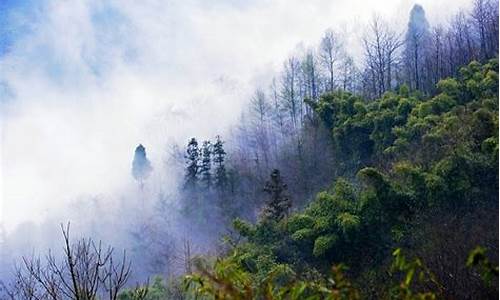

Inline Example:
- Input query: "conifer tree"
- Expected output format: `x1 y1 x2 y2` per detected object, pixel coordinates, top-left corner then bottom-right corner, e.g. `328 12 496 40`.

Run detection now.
262 169 291 221
200 140 212 190
213 135 228 191
184 138 200 189
132 144 153 189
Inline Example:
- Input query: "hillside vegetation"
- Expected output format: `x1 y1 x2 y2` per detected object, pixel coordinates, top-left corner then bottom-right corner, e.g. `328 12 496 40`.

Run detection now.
181 59 499 300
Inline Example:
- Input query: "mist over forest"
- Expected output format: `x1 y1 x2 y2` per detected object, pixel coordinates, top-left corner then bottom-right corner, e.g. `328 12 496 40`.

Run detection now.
0 0 499 299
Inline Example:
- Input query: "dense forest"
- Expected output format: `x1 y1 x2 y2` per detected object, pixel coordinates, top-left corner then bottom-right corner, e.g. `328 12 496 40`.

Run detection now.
1 0 498 299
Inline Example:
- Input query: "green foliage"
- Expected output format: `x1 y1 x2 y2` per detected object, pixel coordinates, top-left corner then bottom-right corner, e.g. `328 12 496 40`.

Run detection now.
335 213 360 234
145 277 169 300
466 246 499 287
291 228 315 242
436 78 459 97
329 178 356 203
184 256 360 300
118 276 180 300
389 249 442 300
313 234 338 257
118 287 149 300
287 214 315 233
186 248 497 300
233 218 255 238
203 60 498 299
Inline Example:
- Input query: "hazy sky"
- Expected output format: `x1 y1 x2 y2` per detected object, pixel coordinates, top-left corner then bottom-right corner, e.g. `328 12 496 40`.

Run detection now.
0 0 472 232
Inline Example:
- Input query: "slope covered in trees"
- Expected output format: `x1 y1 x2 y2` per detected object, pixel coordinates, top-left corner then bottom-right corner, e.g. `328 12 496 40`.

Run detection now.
194 58 499 299
224 0 499 221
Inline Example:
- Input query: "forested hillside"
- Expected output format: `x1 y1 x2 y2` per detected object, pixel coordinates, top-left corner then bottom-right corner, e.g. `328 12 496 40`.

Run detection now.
190 59 498 299
142 1 500 297
1 1 498 299
120 58 499 300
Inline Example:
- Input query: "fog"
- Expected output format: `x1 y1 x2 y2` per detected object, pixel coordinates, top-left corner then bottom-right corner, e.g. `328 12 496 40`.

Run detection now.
0 0 472 283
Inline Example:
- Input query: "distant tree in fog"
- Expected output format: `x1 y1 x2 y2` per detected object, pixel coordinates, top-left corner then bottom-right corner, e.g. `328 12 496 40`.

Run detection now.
200 141 212 190
249 89 271 176
339 56 358 93
404 4 431 91
261 169 291 221
301 49 320 102
281 56 301 129
319 30 343 92
132 144 153 190
213 136 228 192
184 138 200 190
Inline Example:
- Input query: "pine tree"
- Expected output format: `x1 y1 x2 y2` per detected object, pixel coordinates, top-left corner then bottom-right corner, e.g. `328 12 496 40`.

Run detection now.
132 144 153 189
184 138 200 189
200 140 212 190
213 135 228 191
262 169 291 221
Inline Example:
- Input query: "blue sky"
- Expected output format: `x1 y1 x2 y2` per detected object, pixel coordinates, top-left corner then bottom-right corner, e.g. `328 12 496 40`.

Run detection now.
0 0 44 56
1 0 137 85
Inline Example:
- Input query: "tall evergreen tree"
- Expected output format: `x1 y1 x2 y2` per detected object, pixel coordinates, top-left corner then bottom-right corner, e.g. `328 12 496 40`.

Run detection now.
184 138 200 189
200 140 212 190
213 135 227 191
132 144 153 189
261 169 291 221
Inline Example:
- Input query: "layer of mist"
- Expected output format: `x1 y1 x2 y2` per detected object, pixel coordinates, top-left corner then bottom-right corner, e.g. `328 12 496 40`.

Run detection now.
0 0 473 287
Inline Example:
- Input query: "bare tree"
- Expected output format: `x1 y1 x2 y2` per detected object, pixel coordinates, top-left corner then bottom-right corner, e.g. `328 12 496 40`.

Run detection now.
451 11 476 66
471 0 490 60
319 30 343 92
485 0 499 58
429 25 446 83
300 49 320 102
269 77 285 156
281 56 301 130
339 56 358 93
171 237 195 276
247 89 272 177
3 224 134 300
182 239 193 275
363 16 403 98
